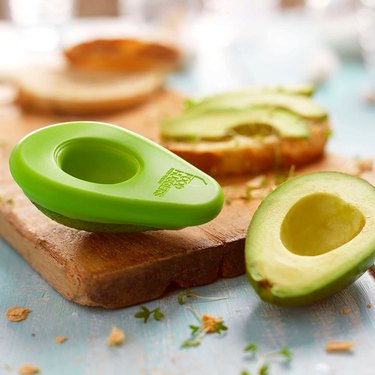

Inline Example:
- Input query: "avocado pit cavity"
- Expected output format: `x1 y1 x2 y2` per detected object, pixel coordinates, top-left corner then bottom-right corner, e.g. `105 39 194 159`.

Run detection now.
281 193 365 256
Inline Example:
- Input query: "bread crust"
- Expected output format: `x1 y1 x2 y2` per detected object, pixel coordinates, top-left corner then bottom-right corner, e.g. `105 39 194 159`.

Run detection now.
163 120 330 176
64 39 180 73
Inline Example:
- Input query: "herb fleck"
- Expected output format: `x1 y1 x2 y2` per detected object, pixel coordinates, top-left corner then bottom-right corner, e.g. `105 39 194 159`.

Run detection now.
134 306 164 323
244 343 258 353
242 345 292 374
177 288 228 305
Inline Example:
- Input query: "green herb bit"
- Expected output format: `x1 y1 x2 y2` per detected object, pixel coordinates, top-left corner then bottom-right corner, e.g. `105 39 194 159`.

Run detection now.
3 364 12 372
189 325 200 335
258 364 269 375
181 339 202 348
240 371 251 375
279 347 292 361
244 343 258 353
134 305 165 323
177 288 228 305
242 346 292 375
225 198 232 205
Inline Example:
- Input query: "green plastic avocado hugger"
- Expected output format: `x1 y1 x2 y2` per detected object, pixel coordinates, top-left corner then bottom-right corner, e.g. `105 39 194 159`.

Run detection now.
9 121 224 232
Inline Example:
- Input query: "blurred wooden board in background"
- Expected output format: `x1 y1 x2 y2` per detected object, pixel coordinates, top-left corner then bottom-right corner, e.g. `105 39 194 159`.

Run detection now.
0 90 372 309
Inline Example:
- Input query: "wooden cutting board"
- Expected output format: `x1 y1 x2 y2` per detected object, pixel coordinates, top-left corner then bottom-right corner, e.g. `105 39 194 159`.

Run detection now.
0 90 373 309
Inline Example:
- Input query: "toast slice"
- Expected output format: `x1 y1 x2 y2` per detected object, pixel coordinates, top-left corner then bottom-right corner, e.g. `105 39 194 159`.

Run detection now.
64 38 181 73
15 64 165 115
161 88 331 176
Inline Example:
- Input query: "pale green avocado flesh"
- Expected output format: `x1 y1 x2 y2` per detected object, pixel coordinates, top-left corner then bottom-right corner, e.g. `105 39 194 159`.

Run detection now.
186 92 327 120
185 84 316 109
162 107 309 141
245 172 375 307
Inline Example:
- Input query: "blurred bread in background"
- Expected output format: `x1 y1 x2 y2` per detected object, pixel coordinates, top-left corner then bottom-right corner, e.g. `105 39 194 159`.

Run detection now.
16 65 165 115
13 37 181 115
64 38 181 73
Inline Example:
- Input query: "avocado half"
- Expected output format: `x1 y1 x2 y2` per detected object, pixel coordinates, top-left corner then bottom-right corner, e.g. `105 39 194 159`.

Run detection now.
245 171 375 307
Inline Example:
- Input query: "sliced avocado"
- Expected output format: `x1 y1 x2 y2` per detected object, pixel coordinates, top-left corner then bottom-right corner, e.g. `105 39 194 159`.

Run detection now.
187 93 327 120
245 172 375 307
186 84 315 109
162 107 309 141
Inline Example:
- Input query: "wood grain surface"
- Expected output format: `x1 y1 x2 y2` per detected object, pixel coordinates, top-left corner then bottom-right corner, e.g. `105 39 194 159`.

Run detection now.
0 90 371 308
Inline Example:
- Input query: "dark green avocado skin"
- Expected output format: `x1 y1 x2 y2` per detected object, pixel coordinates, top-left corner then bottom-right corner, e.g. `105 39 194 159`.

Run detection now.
247 239 375 308
33 203 159 233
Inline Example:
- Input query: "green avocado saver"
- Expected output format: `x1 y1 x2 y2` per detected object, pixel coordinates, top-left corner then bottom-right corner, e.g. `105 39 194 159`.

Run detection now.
9 121 224 232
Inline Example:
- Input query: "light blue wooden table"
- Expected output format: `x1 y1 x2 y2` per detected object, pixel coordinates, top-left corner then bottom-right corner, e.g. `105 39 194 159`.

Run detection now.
1 10 375 375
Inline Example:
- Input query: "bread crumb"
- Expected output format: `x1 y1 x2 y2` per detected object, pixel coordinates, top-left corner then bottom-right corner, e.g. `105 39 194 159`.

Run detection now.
367 303 372 309
18 364 40 375
6 306 31 322
355 158 373 175
107 326 125 346
339 309 351 315
54 336 67 344
246 175 268 190
202 314 223 333
325 341 354 352
363 89 375 104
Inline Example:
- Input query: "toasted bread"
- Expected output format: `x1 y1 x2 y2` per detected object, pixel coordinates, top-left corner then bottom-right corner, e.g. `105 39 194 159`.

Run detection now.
64 38 180 73
15 65 164 115
161 89 330 176
163 120 330 176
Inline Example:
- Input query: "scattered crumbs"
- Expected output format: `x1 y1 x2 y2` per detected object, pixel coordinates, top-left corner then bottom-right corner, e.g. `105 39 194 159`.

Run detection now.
6 306 32 322
325 341 354 352
246 175 268 190
339 309 351 315
245 175 272 201
246 188 269 200
107 326 125 347
54 336 67 344
18 364 40 375
355 157 373 175
31 333 36 337
363 89 375 105
367 303 372 309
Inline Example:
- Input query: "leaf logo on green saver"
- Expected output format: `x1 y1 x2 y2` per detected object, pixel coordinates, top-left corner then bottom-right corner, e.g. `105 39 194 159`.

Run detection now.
153 168 207 197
